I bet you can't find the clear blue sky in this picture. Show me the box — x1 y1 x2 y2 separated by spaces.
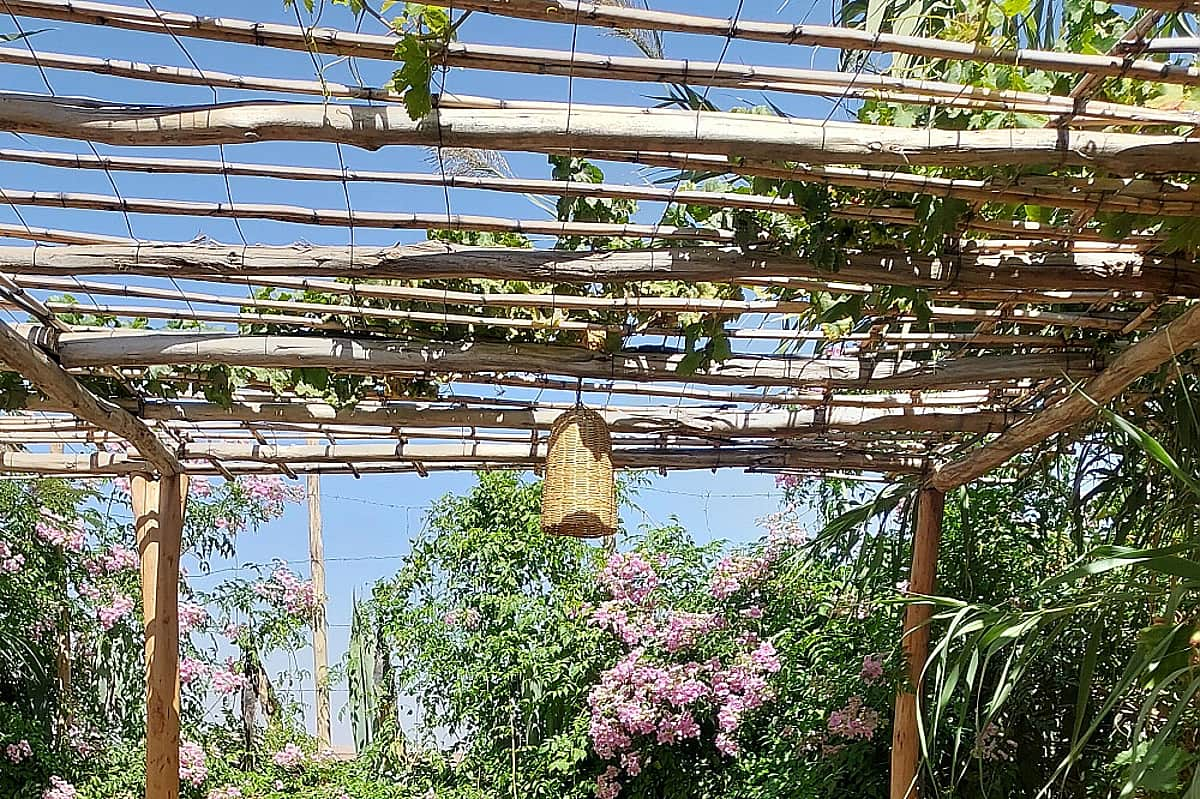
0 0 850 745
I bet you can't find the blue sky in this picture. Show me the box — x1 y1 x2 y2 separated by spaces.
0 0 850 745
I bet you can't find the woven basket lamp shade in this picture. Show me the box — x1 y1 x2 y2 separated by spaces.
541 407 617 538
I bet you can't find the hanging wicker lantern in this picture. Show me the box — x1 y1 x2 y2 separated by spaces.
541 406 616 538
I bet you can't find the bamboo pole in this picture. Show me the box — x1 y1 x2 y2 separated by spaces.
0 188 730 242
2 94 1197 174
891 486 945 799
8 0 1199 87
128 399 1023 435
2 36 1194 128
132 474 189 799
305 446 331 750
932 301 1200 489
0 445 929 475
3 145 1196 223
423 0 1200 86
0 321 181 474
41 329 1100 389
2 243 1196 296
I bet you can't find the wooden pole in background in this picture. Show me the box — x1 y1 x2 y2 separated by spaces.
306 446 331 749
890 486 946 799
133 474 188 799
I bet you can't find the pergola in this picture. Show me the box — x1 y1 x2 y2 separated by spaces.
1 0 1200 796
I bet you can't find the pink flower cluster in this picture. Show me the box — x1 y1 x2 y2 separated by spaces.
190 476 213 498
43 777 77 799
774 474 801 489
98 595 134 631
179 601 209 632
207 788 243 799
36 517 86 552
239 475 304 518
708 553 772 599
0 540 24 574
973 721 1016 761
5 739 32 763
179 741 208 786
255 565 317 616
211 661 247 695
180 657 210 685
584 548 787 797
443 607 481 629
85 545 139 578
827 696 882 740
272 742 306 769
860 654 884 684
600 553 660 605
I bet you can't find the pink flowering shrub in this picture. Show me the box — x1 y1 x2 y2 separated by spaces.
42 776 77 799
179 741 209 787
6 739 32 763
97 595 134 631
0 540 25 574
584 549 784 797
272 742 306 770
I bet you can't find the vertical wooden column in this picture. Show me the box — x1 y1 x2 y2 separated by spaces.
307 459 331 749
133 474 188 799
890 486 945 799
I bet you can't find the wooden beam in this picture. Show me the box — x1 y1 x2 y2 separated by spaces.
305 450 331 750
8 0 1200 87
0 94 1196 174
0 321 181 475
1 243 1196 296
128 399 1022 436
132 474 189 799
42 330 1099 390
932 302 1200 489
0 188 729 243
0 445 929 475
891 486 945 799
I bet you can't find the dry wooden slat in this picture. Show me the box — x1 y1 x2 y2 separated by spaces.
5 41 1192 128
3 243 1197 295
0 445 929 475
0 321 181 475
122 398 1023 435
428 0 1200 86
6 145 1189 223
9 0 1198 87
0 188 730 242
2 94 1198 174
39 328 1099 389
0 222 134 244
932 301 1200 489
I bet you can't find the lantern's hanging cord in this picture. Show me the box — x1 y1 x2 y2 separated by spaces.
575 378 584 409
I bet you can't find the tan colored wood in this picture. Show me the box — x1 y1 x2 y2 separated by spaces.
0 188 729 242
0 445 929 475
2 94 1198 175
305 445 331 749
0 321 180 475
9 0 1199 86
933 301 1200 489
2 243 1197 296
130 398 1022 435
132 474 189 799
891 487 945 799
43 329 1099 390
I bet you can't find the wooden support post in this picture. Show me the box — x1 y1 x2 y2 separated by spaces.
890 486 946 799
132 474 188 799
306 448 331 749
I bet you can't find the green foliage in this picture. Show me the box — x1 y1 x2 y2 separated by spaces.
388 3 454 119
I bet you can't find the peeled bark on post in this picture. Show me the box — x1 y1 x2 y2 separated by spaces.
132 474 189 799
891 487 946 799
306 451 331 750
